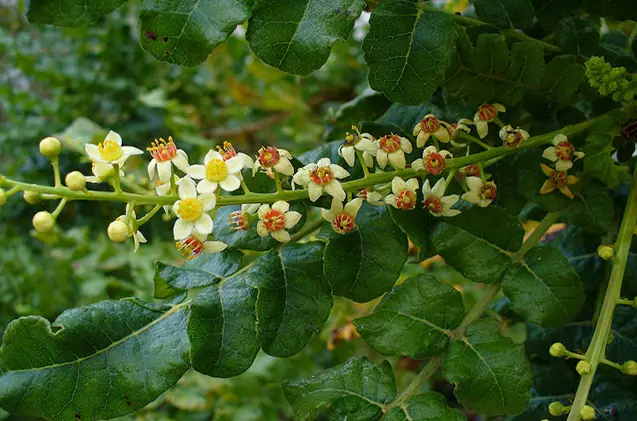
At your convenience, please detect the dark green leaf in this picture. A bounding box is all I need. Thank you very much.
[503,246,585,327]
[583,0,637,20]
[246,0,365,75]
[583,132,631,188]
[539,55,585,103]
[325,92,393,142]
[389,206,436,258]
[383,393,465,421]
[354,274,465,358]
[563,179,613,235]
[140,0,253,66]
[442,319,533,416]
[555,17,600,57]
[532,0,584,31]
[27,0,127,27]
[0,300,190,421]
[473,0,536,29]
[376,101,444,135]
[324,204,408,302]
[363,3,457,104]
[154,249,244,290]
[431,206,524,284]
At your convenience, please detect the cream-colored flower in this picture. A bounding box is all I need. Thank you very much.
[542,134,585,171]
[85,162,123,184]
[462,177,497,207]
[147,137,189,182]
[114,203,147,252]
[469,103,506,139]
[411,146,453,175]
[338,129,377,167]
[172,177,216,240]
[228,203,261,231]
[321,198,363,234]
[385,177,419,210]
[256,201,302,242]
[187,150,243,194]
[540,163,579,199]
[85,130,143,165]
[499,125,530,148]
[176,231,228,260]
[357,188,386,206]
[293,158,350,202]
[376,134,412,169]
[253,146,294,176]
[412,114,451,147]
[422,179,460,217]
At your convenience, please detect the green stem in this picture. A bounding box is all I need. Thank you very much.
[137,205,162,227]
[566,165,637,421]
[241,178,252,194]
[455,283,502,334]
[513,211,563,260]
[289,217,325,243]
[356,150,370,177]
[274,172,283,193]
[457,131,492,150]
[51,158,62,187]
[388,356,443,409]
[112,164,122,194]
[51,198,68,219]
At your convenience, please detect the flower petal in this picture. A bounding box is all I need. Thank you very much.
[284,211,302,229]
[147,159,157,180]
[388,151,406,169]
[225,156,244,174]
[195,213,214,235]
[272,200,290,213]
[432,178,446,197]
[121,146,144,156]
[392,176,407,194]
[435,126,449,143]
[219,175,241,192]
[85,144,102,162]
[317,157,332,167]
[199,193,217,211]
[324,180,345,201]
[172,150,190,172]
[173,219,194,240]
[477,121,488,139]
[271,230,291,243]
[187,164,206,179]
[105,130,122,145]
[344,198,363,217]
[157,161,172,183]
[197,179,218,194]
[461,191,481,204]
[540,180,556,195]
[178,177,197,199]
[308,182,323,202]
[465,176,483,192]
[376,151,388,169]
[204,241,228,253]
[274,157,295,176]
[257,221,269,237]
[400,137,413,153]
[555,159,573,171]
[422,179,432,196]
[341,146,356,167]
[258,204,271,220]
[406,178,419,192]
[204,149,223,164]
[542,147,558,162]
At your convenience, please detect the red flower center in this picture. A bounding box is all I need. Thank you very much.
[424,152,446,175]
[555,141,575,161]
[420,116,440,133]
[481,183,497,200]
[503,130,524,147]
[396,190,417,210]
[551,170,568,188]
[332,213,355,234]
[309,166,334,185]
[218,141,238,161]
[229,210,249,231]
[263,209,285,232]
[462,164,481,177]
[148,137,177,162]
[176,235,204,260]
[424,195,442,214]
[477,104,498,122]
[379,135,401,153]
[259,147,281,168]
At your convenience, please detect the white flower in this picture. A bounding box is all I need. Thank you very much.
[542,134,585,171]
[411,146,452,175]
[412,114,451,147]
[176,231,228,260]
[155,175,179,196]
[469,103,506,139]
[321,198,363,234]
[187,149,243,194]
[85,130,143,166]
[293,158,349,202]
[462,177,497,207]
[115,203,147,252]
[253,146,294,176]
[358,188,386,206]
[338,129,377,167]
[85,162,123,184]
[376,134,413,169]
[256,201,302,242]
[147,136,189,182]
[499,125,530,148]
[422,179,461,217]
[172,177,216,240]
[385,177,419,210]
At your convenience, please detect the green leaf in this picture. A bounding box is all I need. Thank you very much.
[154,249,244,290]
[539,55,585,103]
[246,0,365,75]
[27,0,127,27]
[363,3,457,104]
[442,319,533,416]
[473,0,536,29]
[389,206,436,259]
[383,393,465,421]
[325,92,393,142]
[139,0,252,66]
[583,0,637,20]
[431,206,524,284]
[532,0,583,31]
[188,242,332,377]
[0,300,190,421]
[583,132,631,188]
[324,204,408,302]
[283,357,396,421]
[555,17,600,57]
[563,179,613,235]
[354,274,465,358]
[503,246,585,327]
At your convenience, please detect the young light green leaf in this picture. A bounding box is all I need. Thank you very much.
[383,393,465,421]
[27,0,127,27]
[442,319,533,416]
[363,2,457,104]
[0,300,190,421]
[354,274,465,358]
[140,0,253,66]
[431,206,524,284]
[503,246,585,327]
[473,0,536,29]
[246,0,365,75]
[324,204,408,302]
[282,357,396,421]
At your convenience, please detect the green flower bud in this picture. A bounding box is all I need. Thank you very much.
[39,136,61,159]
[107,220,130,243]
[549,342,566,357]
[623,360,637,376]
[597,245,614,260]
[576,360,592,375]
[65,171,86,191]
[579,405,596,420]
[33,211,55,233]
[548,401,566,416]
[24,190,41,204]
[0,189,6,207]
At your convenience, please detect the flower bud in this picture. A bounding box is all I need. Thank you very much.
[548,401,566,416]
[549,342,566,357]
[65,171,86,191]
[576,360,592,375]
[33,211,55,233]
[107,220,130,243]
[0,189,6,207]
[39,136,61,159]
[579,405,596,420]
[597,245,615,260]
[24,190,41,204]
[623,360,637,375]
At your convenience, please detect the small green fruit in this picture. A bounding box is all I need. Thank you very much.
[24,190,41,204]
[107,220,129,243]
[576,360,592,375]
[597,245,614,260]
[33,211,55,233]
[623,360,637,376]
[65,171,86,191]
[549,342,566,357]
[579,405,596,420]
[548,401,565,416]
[39,136,61,159]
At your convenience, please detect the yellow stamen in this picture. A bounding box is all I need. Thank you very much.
[98,140,123,162]
[206,159,228,181]
[177,198,203,221]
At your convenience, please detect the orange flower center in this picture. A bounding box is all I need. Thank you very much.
[462,164,481,177]
[332,212,355,234]
[420,116,440,133]
[424,152,446,175]
[503,130,524,147]
[379,135,401,153]
[178,198,203,222]
[263,209,285,232]
[480,183,497,200]
[98,140,123,162]
[396,190,417,210]
[555,141,575,161]
[424,195,442,214]
[147,137,177,162]
[259,147,280,167]
[176,235,204,260]
[309,166,334,185]
[551,170,569,188]
[477,103,498,122]
[217,141,237,161]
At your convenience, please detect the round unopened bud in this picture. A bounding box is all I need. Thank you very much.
[576,360,592,375]
[107,220,129,243]
[597,245,615,260]
[24,190,41,204]
[549,342,567,357]
[579,405,596,420]
[0,189,6,207]
[39,137,61,159]
[65,171,86,191]
[623,360,637,375]
[548,401,566,416]
[33,211,55,233]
